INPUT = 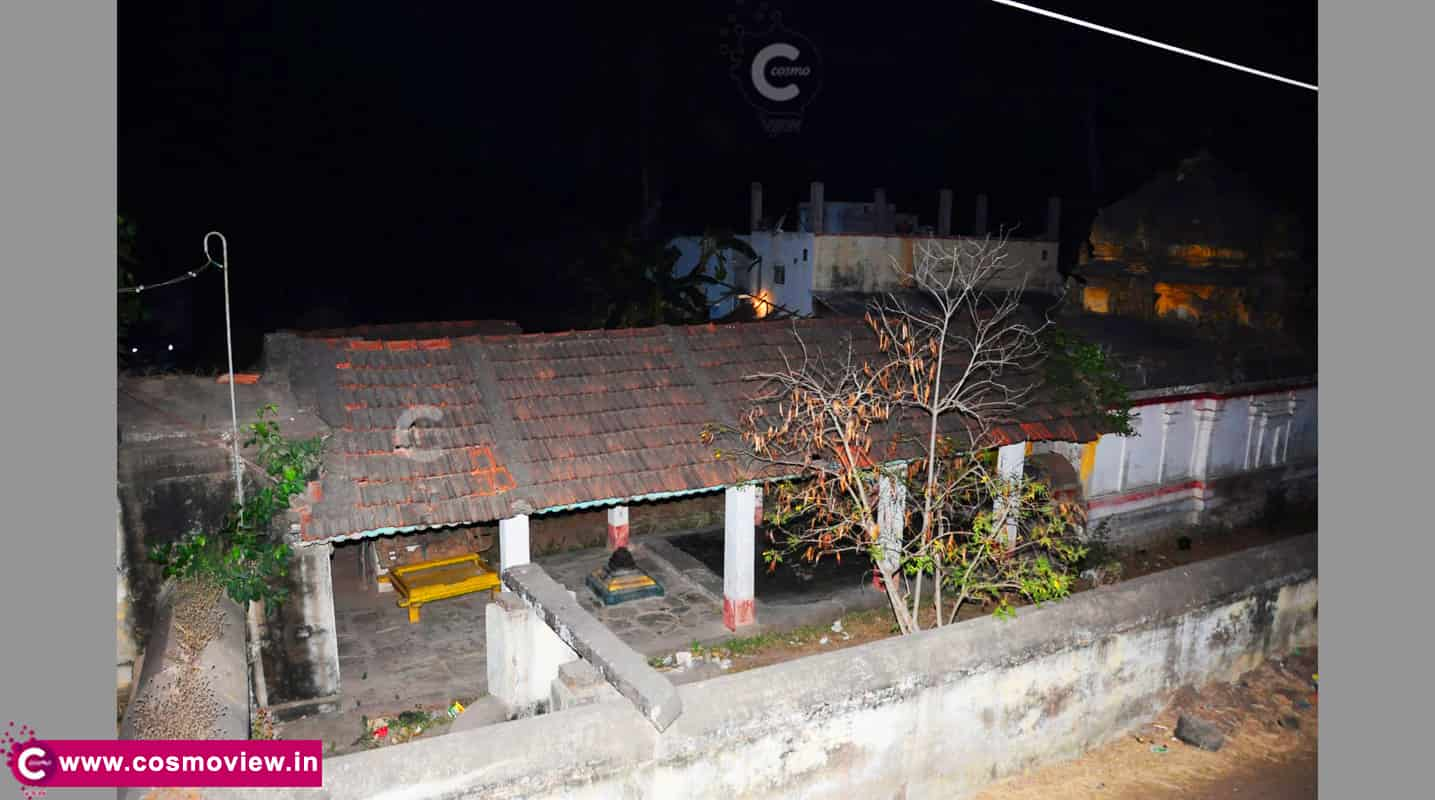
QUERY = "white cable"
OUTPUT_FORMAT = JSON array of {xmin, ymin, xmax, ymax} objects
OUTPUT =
[{"xmin": 988, "ymin": 0, "xmax": 1318, "ymax": 92}]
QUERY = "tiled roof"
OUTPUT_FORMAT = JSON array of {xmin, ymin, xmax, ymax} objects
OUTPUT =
[
  {"xmin": 286, "ymin": 319, "xmax": 522, "ymax": 339},
  {"xmin": 285, "ymin": 319, "xmax": 1114, "ymax": 544}
]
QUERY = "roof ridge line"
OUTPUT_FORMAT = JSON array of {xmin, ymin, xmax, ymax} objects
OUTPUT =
[{"xmin": 462, "ymin": 339, "xmax": 539, "ymax": 516}]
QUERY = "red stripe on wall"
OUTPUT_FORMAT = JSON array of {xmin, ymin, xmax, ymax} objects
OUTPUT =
[{"xmin": 1087, "ymin": 480, "xmax": 1205, "ymax": 510}]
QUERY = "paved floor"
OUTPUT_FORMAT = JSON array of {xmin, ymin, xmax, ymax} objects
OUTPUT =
[{"xmin": 279, "ymin": 529, "xmax": 887, "ymax": 753}]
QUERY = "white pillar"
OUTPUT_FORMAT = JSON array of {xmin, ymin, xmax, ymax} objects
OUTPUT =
[
  {"xmin": 1156, "ymin": 404, "xmax": 1177, "ymax": 485},
  {"xmin": 1252, "ymin": 401, "xmax": 1271, "ymax": 469},
  {"xmin": 606, "ymin": 505, "xmax": 630, "ymax": 550},
  {"xmin": 500, "ymin": 514, "xmax": 531, "ymax": 573},
  {"xmin": 1280, "ymin": 393, "xmax": 1299, "ymax": 464},
  {"xmin": 723, "ymin": 485, "xmax": 758, "ymax": 631},
  {"xmin": 1190, "ymin": 398, "xmax": 1221, "ymax": 481},
  {"xmin": 1189, "ymin": 398, "xmax": 1222, "ymax": 521},
  {"xmin": 877, "ymin": 470, "xmax": 906, "ymax": 574},
  {"xmin": 995, "ymin": 442, "xmax": 1026, "ymax": 543},
  {"xmin": 1242, "ymin": 402, "xmax": 1261, "ymax": 471}
]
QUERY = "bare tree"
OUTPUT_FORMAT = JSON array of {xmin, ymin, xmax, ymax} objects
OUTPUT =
[{"xmin": 709, "ymin": 235, "xmax": 1089, "ymax": 635}]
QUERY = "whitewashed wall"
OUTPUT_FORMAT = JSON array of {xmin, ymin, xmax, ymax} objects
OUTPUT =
[
  {"xmin": 811, "ymin": 235, "xmax": 1063, "ymax": 296},
  {"xmin": 669, "ymin": 233, "xmax": 816, "ymax": 320},
  {"xmin": 1072, "ymin": 384, "xmax": 1317, "ymax": 544},
  {"xmin": 748, "ymin": 232, "xmax": 817, "ymax": 317}
]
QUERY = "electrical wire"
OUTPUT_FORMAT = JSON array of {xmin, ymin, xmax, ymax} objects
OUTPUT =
[
  {"xmin": 117, "ymin": 258, "xmax": 221, "ymax": 294},
  {"xmin": 117, "ymin": 234, "xmax": 244, "ymax": 513},
  {"xmin": 988, "ymin": 0, "xmax": 1318, "ymax": 92}
]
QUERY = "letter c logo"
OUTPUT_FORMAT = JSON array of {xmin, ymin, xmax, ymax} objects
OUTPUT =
[
  {"xmin": 393, "ymin": 404, "xmax": 446, "ymax": 463},
  {"xmin": 751, "ymin": 43, "xmax": 801, "ymax": 103},
  {"xmin": 17, "ymin": 747, "xmax": 49, "ymax": 781}
]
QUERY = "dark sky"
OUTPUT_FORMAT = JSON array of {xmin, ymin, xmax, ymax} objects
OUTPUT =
[{"xmin": 119, "ymin": 1, "xmax": 1316, "ymax": 368}]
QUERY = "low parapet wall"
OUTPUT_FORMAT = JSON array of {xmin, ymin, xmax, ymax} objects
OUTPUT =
[
  {"xmin": 219, "ymin": 533, "xmax": 1316, "ymax": 800},
  {"xmin": 119, "ymin": 579, "xmax": 249, "ymax": 742}
]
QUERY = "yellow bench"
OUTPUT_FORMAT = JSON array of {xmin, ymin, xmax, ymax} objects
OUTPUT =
[{"xmin": 380, "ymin": 553, "xmax": 501, "ymax": 623}]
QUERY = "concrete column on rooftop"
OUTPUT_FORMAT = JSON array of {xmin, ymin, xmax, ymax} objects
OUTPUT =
[
  {"xmin": 810, "ymin": 182, "xmax": 825, "ymax": 234},
  {"xmin": 877, "ymin": 468, "xmax": 906, "ymax": 575},
  {"xmin": 975, "ymin": 194, "xmax": 989, "ymax": 236},
  {"xmin": 874, "ymin": 188, "xmax": 889, "ymax": 233},
  {"xmin": 500, "ymin": 514, "xmax": 531, "ymax": 577},
  {"xmin": 1046, "ymin": 196, "xmax": 1062, "ymax": 241},
  {"xmin": 723, "ymin": 485, "xmax": 758, "ymax": 631},
  {"xmin": 994, "ymin": 442, "xmax": 1026, "ymax": 545},
  {"xmin": 938, "ymin": 189, "xmax": 953, "ymax": 237},
  {"xmin": 607, "ymin": 505, "xmax": 630, "ymax": 550},
  {"xmin": 750, "ymin": 182, "xmax": 763, "ymax": 233},
  {"xmin": 751, "ymin": 180, "xmax": 763, "ymax": 231}
]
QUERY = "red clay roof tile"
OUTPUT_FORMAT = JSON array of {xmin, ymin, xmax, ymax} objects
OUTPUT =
[{"xmin": 299, "ymin": 318, "xmax": 1116, "ymax": 542}]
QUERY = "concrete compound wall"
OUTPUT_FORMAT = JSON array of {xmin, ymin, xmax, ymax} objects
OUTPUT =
[
  {"xmin": 117, "ymin": 433, "xmax": 244, "ymax": 653},
  {"xmin": 1072, "ymin": 383, "xmax": 1316, "ymax": 546},
  {"xmin": 118, "ymin": 375, "xmax": 332, "ymax": 713},
  {"xmin": 222, "ymin": 534, "xmax": 1315, "ymax": 800},
  {"xmin": 673, "ymin": 233, "xmax": 1060, "ymax": 322},
  {"xmin": 812, "ymin": 235, "xmax": 1063, "ymax": 296}
]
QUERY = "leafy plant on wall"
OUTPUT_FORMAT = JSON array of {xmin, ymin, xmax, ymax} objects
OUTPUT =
[
  {"xmin": 1040, "ymin": 327, "xmax": 1135, "ymax": 437},
  {"xmin": 148, "ymin": 404, "xmax": 326, "ymax": 606},
  {"xmin": 566, "ymin": 229, "xmax": 763, "ymax": 330}
]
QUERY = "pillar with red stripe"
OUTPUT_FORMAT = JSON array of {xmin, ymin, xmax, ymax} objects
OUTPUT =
[
  {"xmin": 607, "ymin": 505, "xmax": 630, "ymax": 550},
  {"xmin": 723, "ymin": 485, "xmax": 758, "ymax": 630}
]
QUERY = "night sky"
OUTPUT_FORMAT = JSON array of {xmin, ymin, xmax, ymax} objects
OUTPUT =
[{"xmin": 119, "ymin": 1, "xmax": 1316, "ymax": 370}]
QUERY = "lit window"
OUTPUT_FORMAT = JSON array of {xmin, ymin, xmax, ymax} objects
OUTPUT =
[
  {"xmin": 1082, "ymin": 286, "xmax": 1110, "ymax": 314},
  {"xmin": 1154, "ymin": 282, "xmax": 1215, "ymax": 320}
]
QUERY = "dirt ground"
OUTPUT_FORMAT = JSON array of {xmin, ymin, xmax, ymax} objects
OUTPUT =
[{"xmin": 975, "ymin": 648, "xmax": 1319, "ymax": 799}]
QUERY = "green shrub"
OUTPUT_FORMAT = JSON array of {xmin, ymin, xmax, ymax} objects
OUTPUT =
[{"xmin": 148, "ymin": 404, "xmax": 325, "ymax": 607}]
